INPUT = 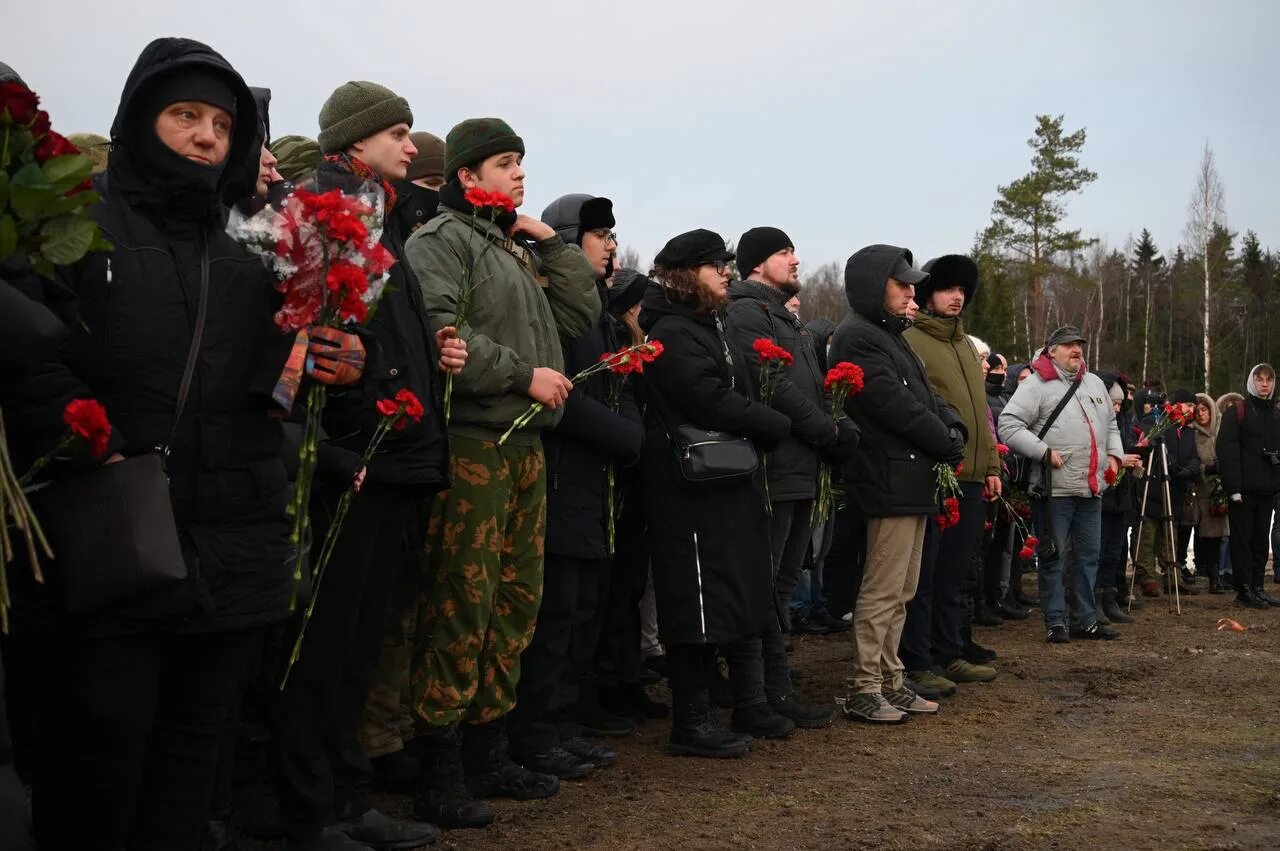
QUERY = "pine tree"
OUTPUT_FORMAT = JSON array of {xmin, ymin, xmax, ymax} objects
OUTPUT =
[
  {"xmin": 1131, "ymin": 229, "xmax": 1163, "ymax": 384},
  {"xmin": 983, "ymin": 115, "xmax": 1098, "ymax": 345}
]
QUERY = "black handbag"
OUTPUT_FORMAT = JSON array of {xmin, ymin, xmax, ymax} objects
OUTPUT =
[
  {"xmin": 669, "ymin": 424, "xmax": 758, "ymax": 487},
  {"xmin": 35, "ymin": 239, "xmax": 211, "ymax": 613}
]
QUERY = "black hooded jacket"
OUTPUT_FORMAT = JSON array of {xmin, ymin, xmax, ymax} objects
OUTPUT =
[
  {"xmin": 724, "ymin": 279, "xmax": 838, "ymax": 501},
  {"xmin": 1216, "ymin": 368, "xmax": 1280, "ymax": 497},
  {"xmin": 9, "ymin": 38, "xmax": 295, "ymax": 634},
  {"xmin": 636, "ymin": 283, "xmax": 789, "ymax": 644},
  {"xmin": 538, "ymin": 196, "xmax": 643, "ymax": 559},
  {"xmin": 828, "ymin": 245, "xmax": 965, "ymax": 517}
]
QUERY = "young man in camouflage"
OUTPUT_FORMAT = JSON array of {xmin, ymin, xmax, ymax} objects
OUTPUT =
[{"xmin": 404, "ymin": 118, "xmax": 599, "ymax": 828}]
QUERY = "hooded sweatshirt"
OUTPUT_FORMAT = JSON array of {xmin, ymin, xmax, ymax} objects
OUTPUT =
[
  {"xmin": 1216, "ymin": 364, "xmax": 1280, "ymax": 497},
  {"xmin": 999, "ymin": 350, "xmax": 1123, "ymax": 498},
  {"xmin": 827, "ymin": 245, "xmax": 965, "ymax": 517}
]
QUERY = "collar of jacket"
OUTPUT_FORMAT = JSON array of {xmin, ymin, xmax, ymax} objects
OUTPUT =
[
  {"xmin": 913, "ymin": 311, "xmax": 965, "ymax": 342},
  {"xmin": 1032, "ymin": 350, "xmax": 1088, "ymax": 382},
  {"xmin": 731, "ymin": 278, "xmax": 792, "ymax": 309}
]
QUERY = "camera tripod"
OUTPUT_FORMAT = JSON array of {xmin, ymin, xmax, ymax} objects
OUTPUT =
[{"xmin": 1127, "ymin": 438, "xmax": 1181, "ymax": 615}]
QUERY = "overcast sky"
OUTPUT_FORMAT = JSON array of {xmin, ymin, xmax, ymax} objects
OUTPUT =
[{"xmin": 7, "ymin": 0, "xmax": 1277, "ymax": 271}]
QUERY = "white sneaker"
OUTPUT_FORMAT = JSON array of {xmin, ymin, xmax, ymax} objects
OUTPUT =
[{"xmin": 837, "ymin": 692, "xmax": 908, "ymax": 724}]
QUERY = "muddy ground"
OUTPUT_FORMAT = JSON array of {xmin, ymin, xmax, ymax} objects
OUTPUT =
[{"xmin": 370, "ymin": 585, "xmax": 1280, "ymax": 851}]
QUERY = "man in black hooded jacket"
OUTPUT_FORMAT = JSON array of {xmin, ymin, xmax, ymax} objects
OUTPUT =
[
  {"xmin": 506, "ymin": 194, "xmax": 645, "ymax": 778},
  {"xmin": 828, "ymin": 245, "xmax": 966, "ymax": 725},
  {"xmin": 3, "ymin": 38, "xmax": 366, "ymax": 850}
]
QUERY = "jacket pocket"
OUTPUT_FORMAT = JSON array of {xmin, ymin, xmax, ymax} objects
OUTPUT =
[{"xmin": 885, "ymin": 448, "xmax": 934, "ymax": 505}]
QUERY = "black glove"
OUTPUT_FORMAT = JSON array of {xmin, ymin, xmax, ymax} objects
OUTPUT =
[
  {"xmin": 821, "ymin": 418, "xmax": 861, "ymax": 464},
  {"xmin": 945, "ymin": 427, "xmax": 966, "ymax": 464}
]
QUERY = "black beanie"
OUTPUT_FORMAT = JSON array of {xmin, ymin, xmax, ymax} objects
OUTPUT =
[
  {"xmin": 138, "ymin": 68, "xmax": 238, "ymax": 121},
  {"xmin": 1170, "ymin": 388, "xmax": 1196, "ymax": 405},
  {"xmin": 737, "ymin": 227, "xmax": 793, "ymax": 280}
]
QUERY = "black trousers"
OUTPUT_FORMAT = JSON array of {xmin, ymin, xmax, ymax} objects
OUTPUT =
[
  {"xmin": 509, "ymin": 554, "xmax": 608, "ymax": 756},
  {"xmin": 666, "ymin": 642, "xmax": 718, "ymax": 694},
  {"xmin": 273, "ymin": 481, "xmax": 415, "ymax": 840},
  {"xmin": 983, "ymin": 506, "xmax": 1008, "ymax": 600},
  {"xmin": 900, "ymin": 482, "xmax": 984, "ymax": 670},
  {"xmin": 1097, "ymin": 511, "xmax": 1129, "ymax": 591},
  {"xmin": 30, "ymin": 626, "xmax": 264, "ymax": 850},
  {"xmin": 822, "ymin": 502, "xmax": 866, "ymax": 618},
  {"xmin": 1228, "ymin": 495, "xmax": 1275, "ymax": 591},
  {"xmin": 1194, "ymin": 534, "xmax": 1223, "ymax": 582},
  {"xmin": 594, "ymin": 509, "xmax": 648, "ymax": 685}
]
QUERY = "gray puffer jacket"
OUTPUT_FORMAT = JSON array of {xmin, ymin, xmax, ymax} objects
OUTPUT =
[{"xmin": 999, "ymin": 352, "xmax": 1123, "ymax": 498}]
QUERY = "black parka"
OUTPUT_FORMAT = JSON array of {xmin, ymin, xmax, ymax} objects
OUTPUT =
[
  {"xmin": 637, "ymin": 284, "xmax": 790, "ymax": 644},
  {"xmin": 724, "ymin": 280, "xmax": 836, "ymax": 501},
  {"xmin": 828, "ymin": 245, "xmax": 965, "ymax": 518},
  {"xmin": 8, "ymin": 38, "xmax": 296, "ymax": 634},
  {"xmin": 544, "ymin": 279, "xmax": 644, "ymax": 559},
  {"xmin": 1216, "ymin": 366, "xmax": 1280, "ymax": 498}
]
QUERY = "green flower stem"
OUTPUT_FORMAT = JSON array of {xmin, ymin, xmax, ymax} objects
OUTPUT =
[
  {"xmin": 17, "ymin": 433, "xmax": 76, "ymax": 488},
  {"xmin": 287, "ymin": 382, "xmax": 326, "ymax": 609},
  {"xmin": 281, "ymin": 412, "xmax": 400, "ymax": 688}
]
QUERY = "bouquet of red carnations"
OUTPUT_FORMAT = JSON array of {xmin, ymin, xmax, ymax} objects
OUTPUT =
[
  {"xmin": 812, "ymin": 361, "xmax": 864, "ymax": 524},
  {"xmin": 227, "ymin": 179, "xmax": 396, "ymax": 605}
]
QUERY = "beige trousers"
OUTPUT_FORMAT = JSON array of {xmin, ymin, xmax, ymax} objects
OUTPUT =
[{"xmin": 850, "ymin": 515, "xmax": 927, "ymax": 694}]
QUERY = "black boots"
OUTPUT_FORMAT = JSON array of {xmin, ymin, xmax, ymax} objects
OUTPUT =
[
  {"xmin": 669, "ymin": 690, "xmax": 752, "ymax": 758},
  {"xmin": 411, "ymin": 727, "xmax": 495, "ymax": 830},
  {"xmin": 1100, "ymin": 588, "xmax": 1135, "ymax": 624},
  {"xmin": 461, "ymin": 718, "xmax": 560, "ymax": 801}
]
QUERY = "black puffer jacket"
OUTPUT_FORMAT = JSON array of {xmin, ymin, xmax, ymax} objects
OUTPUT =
[
  {"xmin": 1098, "ymin": 372, "xmax": 1138, "ymax": 516},
  {"xmin": 1217, "ymin": 366, "xmax": 1280, "ymax": 497},
  {"xmin": 724, "ymin": 279, "xmax": 836, "ymax": 501},
  {"xmin": 828, "ymin": 245, "xmax": 965, "ymax": 518},
  {"xmin": 9, "ymin": 38, "xmax": 295, "ymax": 634},
  {"xmin": 544, "ymin": 279, "xmax": 644, "ymax": 559},
  {"xmin": 314, "ymin": 161, "xmax": 448, "ymax": 493},
  {"xmin": 638, "ymin": 283, "xmax": 789, "ymax": 644}
]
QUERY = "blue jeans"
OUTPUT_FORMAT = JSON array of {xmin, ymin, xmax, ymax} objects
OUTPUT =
[{"xmin": 1033, "ymin": 496, "xmax": 1102, "ymax": 629}]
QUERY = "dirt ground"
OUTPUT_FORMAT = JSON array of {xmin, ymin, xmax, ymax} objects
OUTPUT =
[{"xmin": 358, "ymin": 583, "xmax": 1280, "ymax": 851}]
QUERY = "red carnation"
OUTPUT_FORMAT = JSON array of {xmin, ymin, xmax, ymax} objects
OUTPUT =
[
  {"xmin": 1018, "ymin": 546, "xmax": 1035, "ymax": 560},
  {"xmin": 637, "ymin": 340, "xmax": 664, "ymax": 362},
  {"xmin": 0, "ymin": 82, "xmax": 40, "ymax": 125},
  {"xmin": 33, "ymin": 130, "xmax": 79, "ymax": 164},
  {"xmin": 63, "ymin": 398, "xmax": 112, "ymax": 459},
  {"xmin": 375, "ymin": 399, "xmax": 400, "ymax": 420},
  {"xmin": 464, "ymin": 187, "xmax": 515, "ymax": 213},
  {"xmin": 1026, "ymin": 535, "xmax": 1040, "ymax": 548},
  {"xmin": 996, "ymin": 443, "xmax": 1010, "ymax": 456},
  {"xmin": 324, "ymin": 210, "xmax": 368, "ymax": 245},
  {"xmin": 1104, "ymin": 467, "xmax": 1117, "ymax": 485},
  {"xmin": 954, "ymin": 462, "xmax": 964, "ymax": 475}
]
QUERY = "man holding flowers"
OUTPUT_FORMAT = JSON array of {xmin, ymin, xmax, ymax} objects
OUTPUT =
[{"xmin": 404, "ymin": 117, "xmax": 599, "ymax": 825}]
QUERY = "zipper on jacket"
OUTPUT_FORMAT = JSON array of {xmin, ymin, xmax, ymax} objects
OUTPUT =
[{"xmin": 692, "ymin": 531, "xmax": 707, "ymax": 639}]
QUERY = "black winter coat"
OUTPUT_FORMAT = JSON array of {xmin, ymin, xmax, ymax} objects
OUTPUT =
[
  {"xmin": 9, "ymin": 38, "xmax": 295, "ymax": 634},
  {"xmin": 1217, "ymin": 393, "xmax": 1280, "ymax": 497},
  {"xmin": 638, "ymin": 284, "xmax": 790, "ymax": 644},
  {"xmin": 829, "ymin": 245, "xmax": 965, "ymax": 518},
  {"xmin": 1137, "ymin": 415, "xmax": 1200, "ymax": 521},
  {"xmin": 724, "ymin": 280, "xmax": 836, "ymax": 501},
  {"xmin": 389, "ymin": 180, "xmax": 439, "ymax": 238},
  {"xmin": 544, "ymin": 280, "xmax": 644, "ymax": 559},
  {"xmin": 315, "ymin": 162, "xmax": 449, "ymax": 493}
]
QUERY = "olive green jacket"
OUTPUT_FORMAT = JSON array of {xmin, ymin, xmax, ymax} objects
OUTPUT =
[
  {"xmin": 903, "ymin": 313, "xmax": 1001, "ymax": 483},
  {"xmin": 405, "ymin": 208, "xmax": 599, "ymax": 444}
]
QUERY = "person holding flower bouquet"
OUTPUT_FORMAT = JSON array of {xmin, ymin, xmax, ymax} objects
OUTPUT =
[
  {"xmin": 828, "ymin": 245, "xmax": 966, "ymax": 724},
  {"xmin": 1191, "ymin": 392, "xmax": 1230, "ymax": 594},
  {"xmin": 404, "ymin": 117, "xmax": 599, "ymax": 823},
  {"xmin": 1095, "ymin": 373, "xmax": 1143, "ymax": 623},
  {"xmin": 272, "ymin": 81, "xmax": 466, "ymax": 851},
  {"xmin": 900, "ymin": 254, "xmax": 1004, "ymax": 694},
  {"xmin": 636, "ymin": 229, "xmax": 791, "ymax": 757},
  {"xmin": 1131, "ymin": 389, "xmax": 1202, "ymax": 599},
  {"xmin": 5, "ymin": 39, "xmax": 367, "ymax": 851},
  {"xmin": 721, "ymin": 226, "xmax": 853, "ymax": 735},
  {"xmin": 1000, "ymin": 327, "xmax": 1124, "ymax": 644},
  {"xmin": 505, "ymin": 194, "xmax": 645, "ymax": 779}
]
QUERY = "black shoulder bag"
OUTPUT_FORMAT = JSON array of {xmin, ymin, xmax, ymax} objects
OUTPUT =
[{"xmin": 36, "ymin": 240, "xmax": 210, "ymax": 613}]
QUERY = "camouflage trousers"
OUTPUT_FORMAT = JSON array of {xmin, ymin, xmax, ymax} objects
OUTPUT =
[
  {"xmin": 411, "ymin": 434, "xmax": 546, "ymax": 728},
  {"xmin": 1132, "ymin": 519, "xmax": 1179, "ymax": 586}
]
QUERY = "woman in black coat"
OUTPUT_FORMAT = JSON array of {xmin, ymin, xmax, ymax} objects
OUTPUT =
[{"xmin": 637, "ymin": 230, "xmax": 790, "ymax": 759}]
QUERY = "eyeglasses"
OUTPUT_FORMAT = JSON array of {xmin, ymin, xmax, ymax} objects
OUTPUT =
[
  {"xmin": 703, "ymin": 261, "xmax": 730, "ymax": 274},
  {"xmin": 588, "ymin": 228, "xmax": 618, "ymax": 244}
]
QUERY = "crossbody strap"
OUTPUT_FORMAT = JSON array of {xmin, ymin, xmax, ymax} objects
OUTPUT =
[
  {"xmin": 158, "ymin": 234, "xmax": 210, "ymax": 460},
  {"xmin": 1037, "ymin": 374, "xmax": 1083, "ymax": 440}
]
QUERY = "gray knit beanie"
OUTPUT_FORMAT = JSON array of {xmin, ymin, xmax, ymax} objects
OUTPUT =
[{"xmin": 317, "ymin": 81, "xmax": 412, "ymax": 153}]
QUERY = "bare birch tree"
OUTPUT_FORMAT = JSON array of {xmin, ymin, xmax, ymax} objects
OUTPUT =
[{"xmin": 1185, "ymin": 142, "xmax": 1226, "ymax": 394}]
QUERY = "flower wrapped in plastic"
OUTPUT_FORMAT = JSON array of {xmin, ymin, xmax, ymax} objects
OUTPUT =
[{"xmin": 227, "ymin": 177, "xmax": 396, "ymax": 606}]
